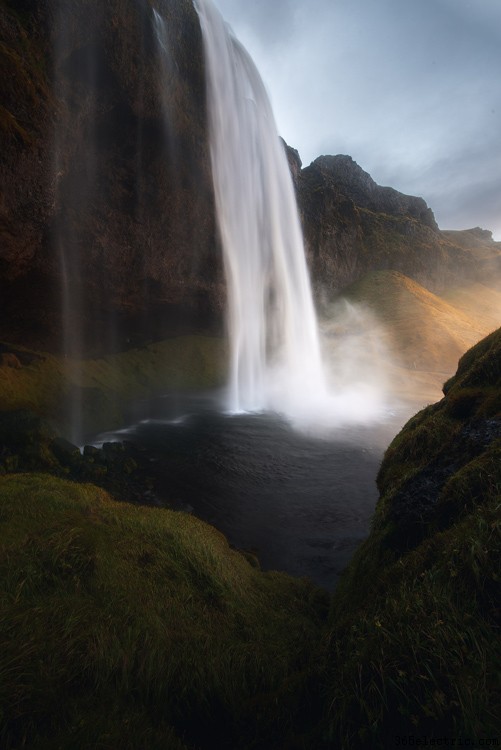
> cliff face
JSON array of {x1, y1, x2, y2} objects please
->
[
  {"x1": 0, "y1": 0, "x2": 54, "y2": 343},
  {"x1": 1, "y1": 0, "x2": 499, "y2": 354},
  {"x1": 0, "y1": 0, "x2": 223, "y2": 353},
  {"x1": 292, "y1": 152, "x2": 501, "y2": 298}
]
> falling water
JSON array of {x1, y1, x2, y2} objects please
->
[
  {"x1": 53, "y1": 3, "x2": 101, "y2": 443},
  {"x1": 196, "y1": 0, "x2": 329, "y2": 416},
  {"x1": 153, "y1": 7, "x2": 178, "y2": 167}
]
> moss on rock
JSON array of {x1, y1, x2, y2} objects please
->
[{"x1": 324, "y1": 328, "x2": 501, "y2": 747}]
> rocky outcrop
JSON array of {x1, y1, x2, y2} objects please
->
[
  {"x1": 309, "y1": 155, "x2": 438, "y2": 228},
  {"x1": 291, "y1": 152, "x2": 500, "y2": 298},
  {"x1": 326, "y1": 327, "x2": 501, "y2": 744}
]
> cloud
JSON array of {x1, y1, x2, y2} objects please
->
[
  {"x1": 211, "y1": 0, "x2": 501, "y2": 238},
  {"x1": 213, "y1": 0, "x2": 300, "y2": 47}
]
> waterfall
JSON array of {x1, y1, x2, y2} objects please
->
[
  {"x1": 153, "y1": 7, "x2": 178, "y2": 167},
  {"x1": 195, "y1": 0, "x2": 329, "y2": 416},
  {"x1": 53, "y1": 3, "x2": 102, "y2": 443}
]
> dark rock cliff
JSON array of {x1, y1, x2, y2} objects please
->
[
  {"x1": 290, "y1": 151, "x2": 498, "y2": 298},
  {"x1": 1, "y1": 0, "x2": 499, "y2": 354},
  {"x1": 0, "y1": 0, "x2": 223, "y2": 353}
]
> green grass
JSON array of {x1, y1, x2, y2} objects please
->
[
  {"x1": 1, "y1": 330, "x2": 500, "y2": 748},
  {"x1": 0, "y1": 473, "x2": 327, "y2": 750},
  {"x1": 0, "y1": 335, "x2": 227, "y2": 435},
  {"x1": 327, "y1": 480, "x2": 500, "y2": 733},
  {"x1": 324, "y1": 490, "x2": 500, "y2": 748}
]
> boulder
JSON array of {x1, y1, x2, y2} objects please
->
[{"x1": 0, "y1": 353, "x2": 21, "y2": 369}]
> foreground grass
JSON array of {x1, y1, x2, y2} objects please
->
[
  {"x1": 1, "y1": 330, "x2": 500, "y2": 748},
  {"x1": 0, "y1": 474, "x2": 327, "y2": 750},
  {"x1": 326, "y1": 494, "x2": 500, "y2": 747}
]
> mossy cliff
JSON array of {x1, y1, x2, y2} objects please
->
[
  {"x1": 326, "y1": 327, "x2": 500, "y2": 747},
  {"x1": 0, "y1": 328, "x2": 499, "y2": 747}
]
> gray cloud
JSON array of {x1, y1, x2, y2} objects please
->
[
  {"x1": 212, "y1": 0, "x2": 501, "y2": 238},
  {"x1": 214, "y1": 0, "x2": 299, "y2": 46}
]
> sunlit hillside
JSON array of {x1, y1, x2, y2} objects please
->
[
  {"x1": 440, "y1": 282, "x2": 501, "y2": 333},
  {"x1": 321, "y1": 270, "x2": 500, "y2": 405}
]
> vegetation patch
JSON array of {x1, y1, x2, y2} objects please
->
[
  {"x1": 0, "y1": 473, "x2": 328, "y2": 750},
  {"x1": 325, "y1": 496, "x2": 500, "y2": 748},
  {"x1": 323, "y1": 328, "x2": 501, "y2": 747},
  {"x1": 0, "y1": 335, "x2": 227, "y2": 436}
]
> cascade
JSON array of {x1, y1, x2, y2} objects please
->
[
  {"x1": 153, "y1": 7, "x2": 179, "y2": 167},
  {"x1": 50, "y1": 0, "x2": 386, "y2": 440},
  {"x1": 53, "y1": 3, "x2": 102, "y2": 443},
  {"x1": 195, "y1": 0, "x2": 330, "y2": 416}
]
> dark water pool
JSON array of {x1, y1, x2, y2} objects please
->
[{"x1": 97, "y1": 392, "x2": 406, "y2": 590}]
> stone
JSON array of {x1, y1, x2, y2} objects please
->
[
  {"x1": 51, "y1": 437, "x2": 81, "y2": 466},
  {"x1": 0, "y1": 353, "x2": 22, "y2": 369}
]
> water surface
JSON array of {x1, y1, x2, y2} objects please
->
[{"x1": 99, "y1": 392, "x2": 406, "y2": 590}]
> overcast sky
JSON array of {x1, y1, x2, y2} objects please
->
[{"x1": 211, "y1": 0, "x2": 501, "y2": 239}]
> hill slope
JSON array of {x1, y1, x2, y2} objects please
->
[
  {"x1": 320, "y1": 270, "x2": 500, "y2": 405},
  {"x1": 336, "y1": 270, "x2": 492, "y2": 372},
  {"x1": 325, "y1": 327, "x2": 501, "y2": 747},
  {"x1": 440, "y1": 282, "x2": 501, "y2": 334},
  {"x1": 0, "y1": 474, "x2": 326, "y2": 749}
]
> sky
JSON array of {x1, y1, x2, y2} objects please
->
[{"x1": 211, "y1": 0, "x2": 501, "y2": 240}]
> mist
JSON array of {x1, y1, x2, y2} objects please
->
[{"x1": 262, "y1": 299, "x2": 397, "y2": 436}]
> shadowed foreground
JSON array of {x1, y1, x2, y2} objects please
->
[{"x1": 0, "y1": 329, "x2": 500, "y2": 749}]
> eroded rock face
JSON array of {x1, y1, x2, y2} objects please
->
[
  {"x1": 294, "y1": 153, "x2": 483, "y2": 298},
  {"x1": 0, "y1": 0, "x2": 224, "y2": 353},
  {"x1": 309, "y1": 155, "x2": 438, "y2": 228},
  {"x1": 2, "y1": 0, "x2": 499, "y2": 354}
]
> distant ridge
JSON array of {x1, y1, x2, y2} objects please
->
[{"x1": 283, "y1": 145, "x2": 501, "y2": 297}]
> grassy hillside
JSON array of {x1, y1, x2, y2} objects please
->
[
  {"x1": 336, "y1": 270, "x2": 493, "y2": 372},
  {"x1": 0, "y1": 474, "x2": 327, "y2": 750},
  {"x1": 440, "y1": 282, "x2": 501, "y2": 334},
  {"x1": 323, "y1": 270, "x2": 500, "y2": 405}
]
